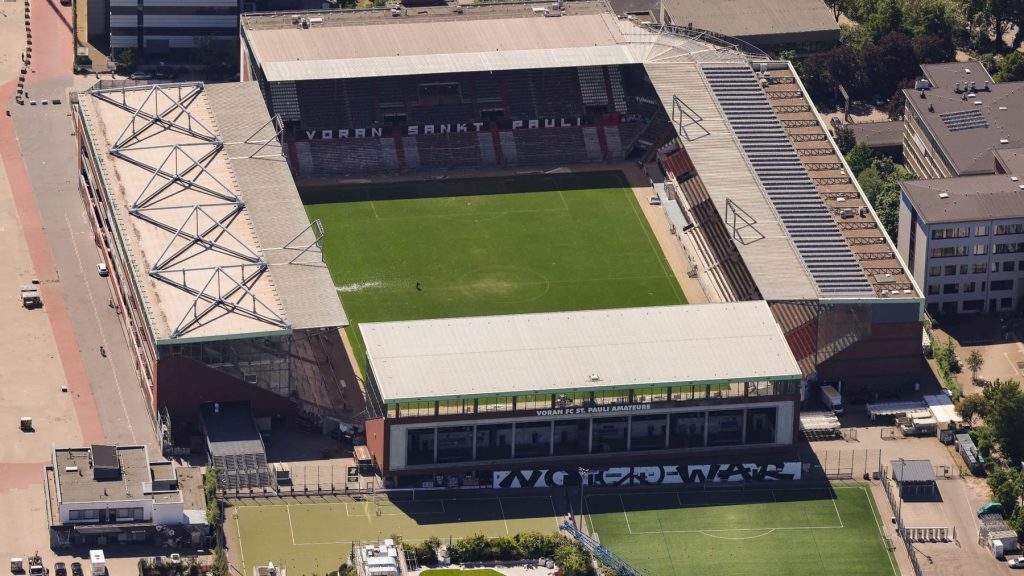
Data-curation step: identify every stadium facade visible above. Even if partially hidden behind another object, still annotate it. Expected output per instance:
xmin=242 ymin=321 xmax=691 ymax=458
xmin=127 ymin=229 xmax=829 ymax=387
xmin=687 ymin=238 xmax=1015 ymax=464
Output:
xmin=237 ymin=1 xmax=925 ymax=483
xmin=72 ymin=81 xmax=350 ymax=435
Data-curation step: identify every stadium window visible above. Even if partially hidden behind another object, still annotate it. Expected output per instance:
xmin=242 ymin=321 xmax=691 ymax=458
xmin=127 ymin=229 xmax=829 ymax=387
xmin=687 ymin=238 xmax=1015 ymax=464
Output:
xmin=436 ymin=426 xmax=474 ymax=463
xmin=943 ymin=283 xmax=959 ymax=294
xmin=406 ymin=428 xmax=436 ymax=466
xmin=972 ymin=263 xmax=987 ymax=274
xmin=961 ymin=300 xmax=984 ymax=312
xmin=930 ymin=246 xmax=967 ymax=258
xmin=629 ymin=414 xmax=668 ymax=451
xmin=745 ymin=407 xmax=777 ymax=444
xmin=553 ymin=420 xmax=590 ymax=456
xmin=974 ymin=244 xmax=988 ymax=256
xmin=927 ymin=284 xmax=939 ymax=295
xmin=514 ymin=421 xmax=553 ymax=458
xmin=928 ymin=266 xmax=940 ymax=277
xmin=516 ymin=394 xmax=552 ymax=410
xmin=976 ymin=225 xmax=989 ymax=236
xmin=669 ymin=412 xmax=706 ymax=448
xmin=671 ymin=384 xmax=700 ymax=401
xmin=417 ymin=82 xmax=462 ymax=106
xmin=960 ymin=264 xmax=969 ymax=275
xmin=992 ymin=280 xmax=1014 ymax=291
xmin=963 ymin=282 xmax=976 ymax=293
xmin=591 ymin=417 xmax=629 ymax=453
xmin=943 ymin=265 xmax=956 ymax=276
xmin=706 ymin=410 xmax=744 ymax=447
xmin=1001 ymin=297 xmax=1014 ymax=309
xmin=474 ymin=424 xmax=512 ymax=461
xmin=1005 ymin=261 xmax=1016 ymax=272
xmin=594 ymin=389 xmax=630 ymax=405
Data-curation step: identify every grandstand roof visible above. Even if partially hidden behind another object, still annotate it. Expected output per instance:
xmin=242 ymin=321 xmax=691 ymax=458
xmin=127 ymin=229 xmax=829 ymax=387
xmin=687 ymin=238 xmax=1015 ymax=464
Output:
xmin=361 ymin=302 xmax=801 ymax=402
xmin=243 ymin=9 xmax=636 ymax=82
xmin=76 ymin=82 xmax=347 ymax=344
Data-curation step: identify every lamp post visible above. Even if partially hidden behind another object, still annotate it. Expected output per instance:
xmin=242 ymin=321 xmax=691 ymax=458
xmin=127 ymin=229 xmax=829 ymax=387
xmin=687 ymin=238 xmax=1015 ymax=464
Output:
xmin=897 ymin=457 xmax=906 ymax=530
xmin=578 ymin=467 xmax=590 ymax=530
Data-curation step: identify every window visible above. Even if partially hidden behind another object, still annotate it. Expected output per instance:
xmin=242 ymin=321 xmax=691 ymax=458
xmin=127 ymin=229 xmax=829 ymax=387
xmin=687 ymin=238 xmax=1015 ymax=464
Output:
xmin=927 ymin=284 xmax=939 ymax=295
xmin=992 ymin=280 xmax=1014 ymax=291
xmin=1005 ymin=261 xmax=1016 ymax=272
xmin=745 ymin=407 xmax=777 ymax=444
xmin=406 ymin=428 xmax=436 ymax=466
xmin=972 ymin=263 xmax=987 ymax=274
xmin=974 ymin=244 xmax=988 ymax=255
xmin=944 ymin=265 xmax=957 ymax=276
xmin=931 ymin=246 xmax=968 ymax=258
xmin=552 ymin=420 xmax=590 ymax=456
xmin=962 ymin=300 xmax=985 ymax=311
xmin=943 ymin=283 xmax=959 ymax=294
xmin=960 ymin=264 xmax=969 ymax=275
xmin=976 ymin=225 xmax=989 ymax=236
xmin=436 ymin=426 xmax=474 ymax=463
xmin=475 ymin=424 xmax=513 ymax=461
xmin=707 ymin=410 xmax=744 ymax=446
xmin=928 ymin=266 xmax=941 ymax=277
xmin=995 ymin=243 xmax=1024 ymax=254
xmin=669 ymin=412 xmax=706 ymax=448
xmin=963 ymin=282 xmax=976 ymax=293
xmin=514 ymin=421 xmax=552 ymax=458
xmin=630 ymin=414 xmax=668 ymax=451
xmin=1001 ymin=297 xmax=1014 ymax=309
xmin=995 ymin=223 xmax=1024 ymax=235
xmin=592 ymin=417 xmax=629 ymax=453
xmin=993 ymin=262 xmax=1001 ymax=273
xmin=931 ymin=226 xmax=970 ymax=239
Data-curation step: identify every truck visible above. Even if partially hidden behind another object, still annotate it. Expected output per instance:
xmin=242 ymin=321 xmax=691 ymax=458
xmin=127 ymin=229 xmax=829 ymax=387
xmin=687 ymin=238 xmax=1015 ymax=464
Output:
xmin=821 ymin=385 xmax=844 ymax=415
xmin=88 ymin=551 xmax=104 ymax=576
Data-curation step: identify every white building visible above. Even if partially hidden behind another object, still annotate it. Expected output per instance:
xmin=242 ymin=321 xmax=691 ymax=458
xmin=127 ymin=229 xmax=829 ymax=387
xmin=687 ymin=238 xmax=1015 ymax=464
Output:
xmin=898 ymin=174 xmax=1024 ymax=315
xmin=45 ymin=445 xmax=206 ymax=548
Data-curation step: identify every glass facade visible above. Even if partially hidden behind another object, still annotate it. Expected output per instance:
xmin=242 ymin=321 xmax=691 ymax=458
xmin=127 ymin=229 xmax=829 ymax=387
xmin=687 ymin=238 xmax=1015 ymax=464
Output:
xmin=400 ymin=405 xmax=783 ymax=467
xmin=383 ymin=379 xmax=800 ymax=419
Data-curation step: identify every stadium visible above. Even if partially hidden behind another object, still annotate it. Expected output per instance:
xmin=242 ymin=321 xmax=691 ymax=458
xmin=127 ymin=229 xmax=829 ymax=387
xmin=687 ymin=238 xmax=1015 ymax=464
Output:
xmin=235 ymin=0 xmax=924 ymax=480
xmin=76 ymin=0 xmax=923 ymax=482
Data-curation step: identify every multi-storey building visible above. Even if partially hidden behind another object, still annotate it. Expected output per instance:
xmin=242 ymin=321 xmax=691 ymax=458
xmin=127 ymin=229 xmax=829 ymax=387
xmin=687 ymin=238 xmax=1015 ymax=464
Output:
xmin=898 ymin=61 xmax=1024 ymax=315
xmin=93 ymin=0 xmax=241 ymax=65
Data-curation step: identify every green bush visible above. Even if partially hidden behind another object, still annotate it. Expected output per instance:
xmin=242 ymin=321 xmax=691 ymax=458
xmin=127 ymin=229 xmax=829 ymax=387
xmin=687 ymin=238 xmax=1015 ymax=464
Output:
xmin=553 ymin=542 xmax=593 ymax=576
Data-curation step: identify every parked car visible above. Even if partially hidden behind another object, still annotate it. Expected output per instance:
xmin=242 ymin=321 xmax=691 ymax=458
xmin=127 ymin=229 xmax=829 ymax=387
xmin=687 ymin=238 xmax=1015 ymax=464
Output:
xmin=54 ymin=563 xmax=66 ymax=576
xmin=70 ymin=563 xmax=83 ymax=576
xmin=978 ymin=502 xmax=1005 ymax=517
xmin=1009 ymin=557 xmax=1024 ymax=569
xmin=129 ymin=72 xmax=153 ymax=80
xmin=97 ymin=262 xmax=108 ymax=276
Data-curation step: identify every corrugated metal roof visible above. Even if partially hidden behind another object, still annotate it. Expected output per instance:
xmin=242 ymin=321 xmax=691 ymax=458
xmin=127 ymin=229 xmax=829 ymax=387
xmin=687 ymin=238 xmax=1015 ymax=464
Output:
xmin=205 ymin=82 xmax=348 ymax=330
xmin=362 ymin=302 xmax=801 ymax=402
xmin=249 ymin=14 xmax=635 ymax=82
xmin=891 ymin=459 xmax=935 ymax=483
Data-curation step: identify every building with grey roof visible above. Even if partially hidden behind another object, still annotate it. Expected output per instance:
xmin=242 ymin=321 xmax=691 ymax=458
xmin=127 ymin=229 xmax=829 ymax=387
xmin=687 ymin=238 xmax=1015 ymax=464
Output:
xmin=898 ymin=61 xmax=1024 ymax=315
xmin=362 ymin=302 xmax=803 ymax=479
xmin=73 ymin=81 xmax=350 ymax=425
xmin=44 ymin=445 xmax=205 ymax=548
xmin=607 ymin=0 xmax=839 ymax=50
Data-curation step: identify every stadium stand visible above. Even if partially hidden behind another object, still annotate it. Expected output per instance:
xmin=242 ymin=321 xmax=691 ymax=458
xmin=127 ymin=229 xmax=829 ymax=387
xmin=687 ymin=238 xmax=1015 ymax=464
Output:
xmin=202 ymin=402 xmax=273 ymax=490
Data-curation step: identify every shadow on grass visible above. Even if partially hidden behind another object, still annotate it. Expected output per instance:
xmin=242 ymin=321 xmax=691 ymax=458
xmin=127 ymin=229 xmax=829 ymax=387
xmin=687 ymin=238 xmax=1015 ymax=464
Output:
xmin=299 ymin=171 xmax=629 ymax=205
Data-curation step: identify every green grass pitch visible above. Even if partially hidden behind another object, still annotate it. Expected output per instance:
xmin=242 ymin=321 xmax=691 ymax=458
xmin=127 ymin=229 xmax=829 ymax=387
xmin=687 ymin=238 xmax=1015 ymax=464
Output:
xmin=231 ymin=495 xmax=560 ymax=576
xmin=586 ymin=484 xmax=898 ymax=576
xmin=302 ymin=171 xmax=687 ymax=371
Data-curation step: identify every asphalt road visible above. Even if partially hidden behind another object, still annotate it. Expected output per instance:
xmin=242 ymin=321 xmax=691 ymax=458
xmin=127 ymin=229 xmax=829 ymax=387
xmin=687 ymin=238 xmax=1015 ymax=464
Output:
xmin=12 ymin=76 xmax=158 ymax=450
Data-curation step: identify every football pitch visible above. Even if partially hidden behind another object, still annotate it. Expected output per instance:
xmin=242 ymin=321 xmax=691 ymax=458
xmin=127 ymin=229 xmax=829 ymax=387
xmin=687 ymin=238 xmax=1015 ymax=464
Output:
xmin=586 ymin=484 xmax=898 ymax=576
xmin=231 ymin=494 xmax=561 ymax=576
xmin=302 ymin=171 xmax=686 ymax=370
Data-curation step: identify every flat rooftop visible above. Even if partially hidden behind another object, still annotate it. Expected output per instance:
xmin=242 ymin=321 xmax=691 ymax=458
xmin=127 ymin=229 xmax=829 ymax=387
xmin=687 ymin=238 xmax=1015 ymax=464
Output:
xmin=906 ymin=61 xmax=1024 ymax=176
xmin=609 ymin=0 xmax=839 ymax=44
xmin=202 ymin=402 xmax=265 ymax=458
xmin=901 ymin=174 xmax=1024 ymax=224
xmin=362 ymin=302 xmax=802 ymax=403
xmin=243 ymin=3 xmax=635 ymax=81
xmin=77 ymin=82 xmax=346 ymax=343
xmin=54 ymin=446 xmax=162 ymax=503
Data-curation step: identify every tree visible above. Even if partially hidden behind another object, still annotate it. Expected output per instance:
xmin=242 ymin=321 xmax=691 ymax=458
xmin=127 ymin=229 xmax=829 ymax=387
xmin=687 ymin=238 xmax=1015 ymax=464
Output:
xmin=834 ymin=124 xmax=857 ymax=154
xmin=994 ymin=52 xmax=1024 ymax=82
xmin=212 ymin=534 xmax=229 ymax=576
xmin=866 ymin=0 xmax=905 ymax=41
xmin=859 ymin=32 xmax=920 ymax=99
xmin=966 ymin=349 xmax=985 ymax=382
xmin=987 ymin=466 xmax=1021 ymax=514
xmin=824 ymin=0 xmax=847 ymax=21
xmin=912 ymin=33 xmax=955 ymax=64
xmin=116 ymin=48 xmax=136 ymax=75
xmin=845 ymin=141 xmax=875 ymax=175
xmin=982 ymin=379 xmax=1024 ymax=461
xmin=957 ymin=393 xmax=988 ymax=424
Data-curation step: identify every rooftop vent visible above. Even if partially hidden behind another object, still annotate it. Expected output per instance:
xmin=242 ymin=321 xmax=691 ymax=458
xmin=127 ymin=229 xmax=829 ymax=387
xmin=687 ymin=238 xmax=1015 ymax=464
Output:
xmin=1012 ymin=176 xmax=1020 ymax=182
xmin=308 ymin=17 xmax=323 ymax=24
xmin=999 ymin=106 xmax=1008 ymax=111
xmin=588 ymin=373 xmax=601 ymax=382
xmin=974 ymin=100 xmax=984 ymax=105
xmin=939 ymin=192 xmax=950 ymax=199
xmin=65 ymin=466 xmax=78 ymax=473
xmin=1001 ymin=139 xmax=1010 ymax=144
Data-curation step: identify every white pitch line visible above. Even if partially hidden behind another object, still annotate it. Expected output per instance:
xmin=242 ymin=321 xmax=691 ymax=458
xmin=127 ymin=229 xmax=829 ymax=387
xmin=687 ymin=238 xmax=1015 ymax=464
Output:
xmin=287 ymin=504 xmax=296 ymax=545
xmin=618 ymin=494 xmax=634 ymax=535
xmin=831 ymin=491 xmax=844 ymax=528
xmin=628 ymin=525 xmax=847 ymax=536
xmin=234 ymin=510 xmax=246 ymax=574
xmin=497 ymin=497 xmax=510 ymax=535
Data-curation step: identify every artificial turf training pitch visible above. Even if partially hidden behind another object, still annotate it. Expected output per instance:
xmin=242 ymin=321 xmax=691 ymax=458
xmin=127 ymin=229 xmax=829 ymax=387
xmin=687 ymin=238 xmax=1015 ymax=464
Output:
xmin=302 ymin=171 xmax=686 ymax=370
xmin=586 ymin=484 xmax=898 ymax=576
xmin=232 ymin=494 xmax=560 ymax=576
